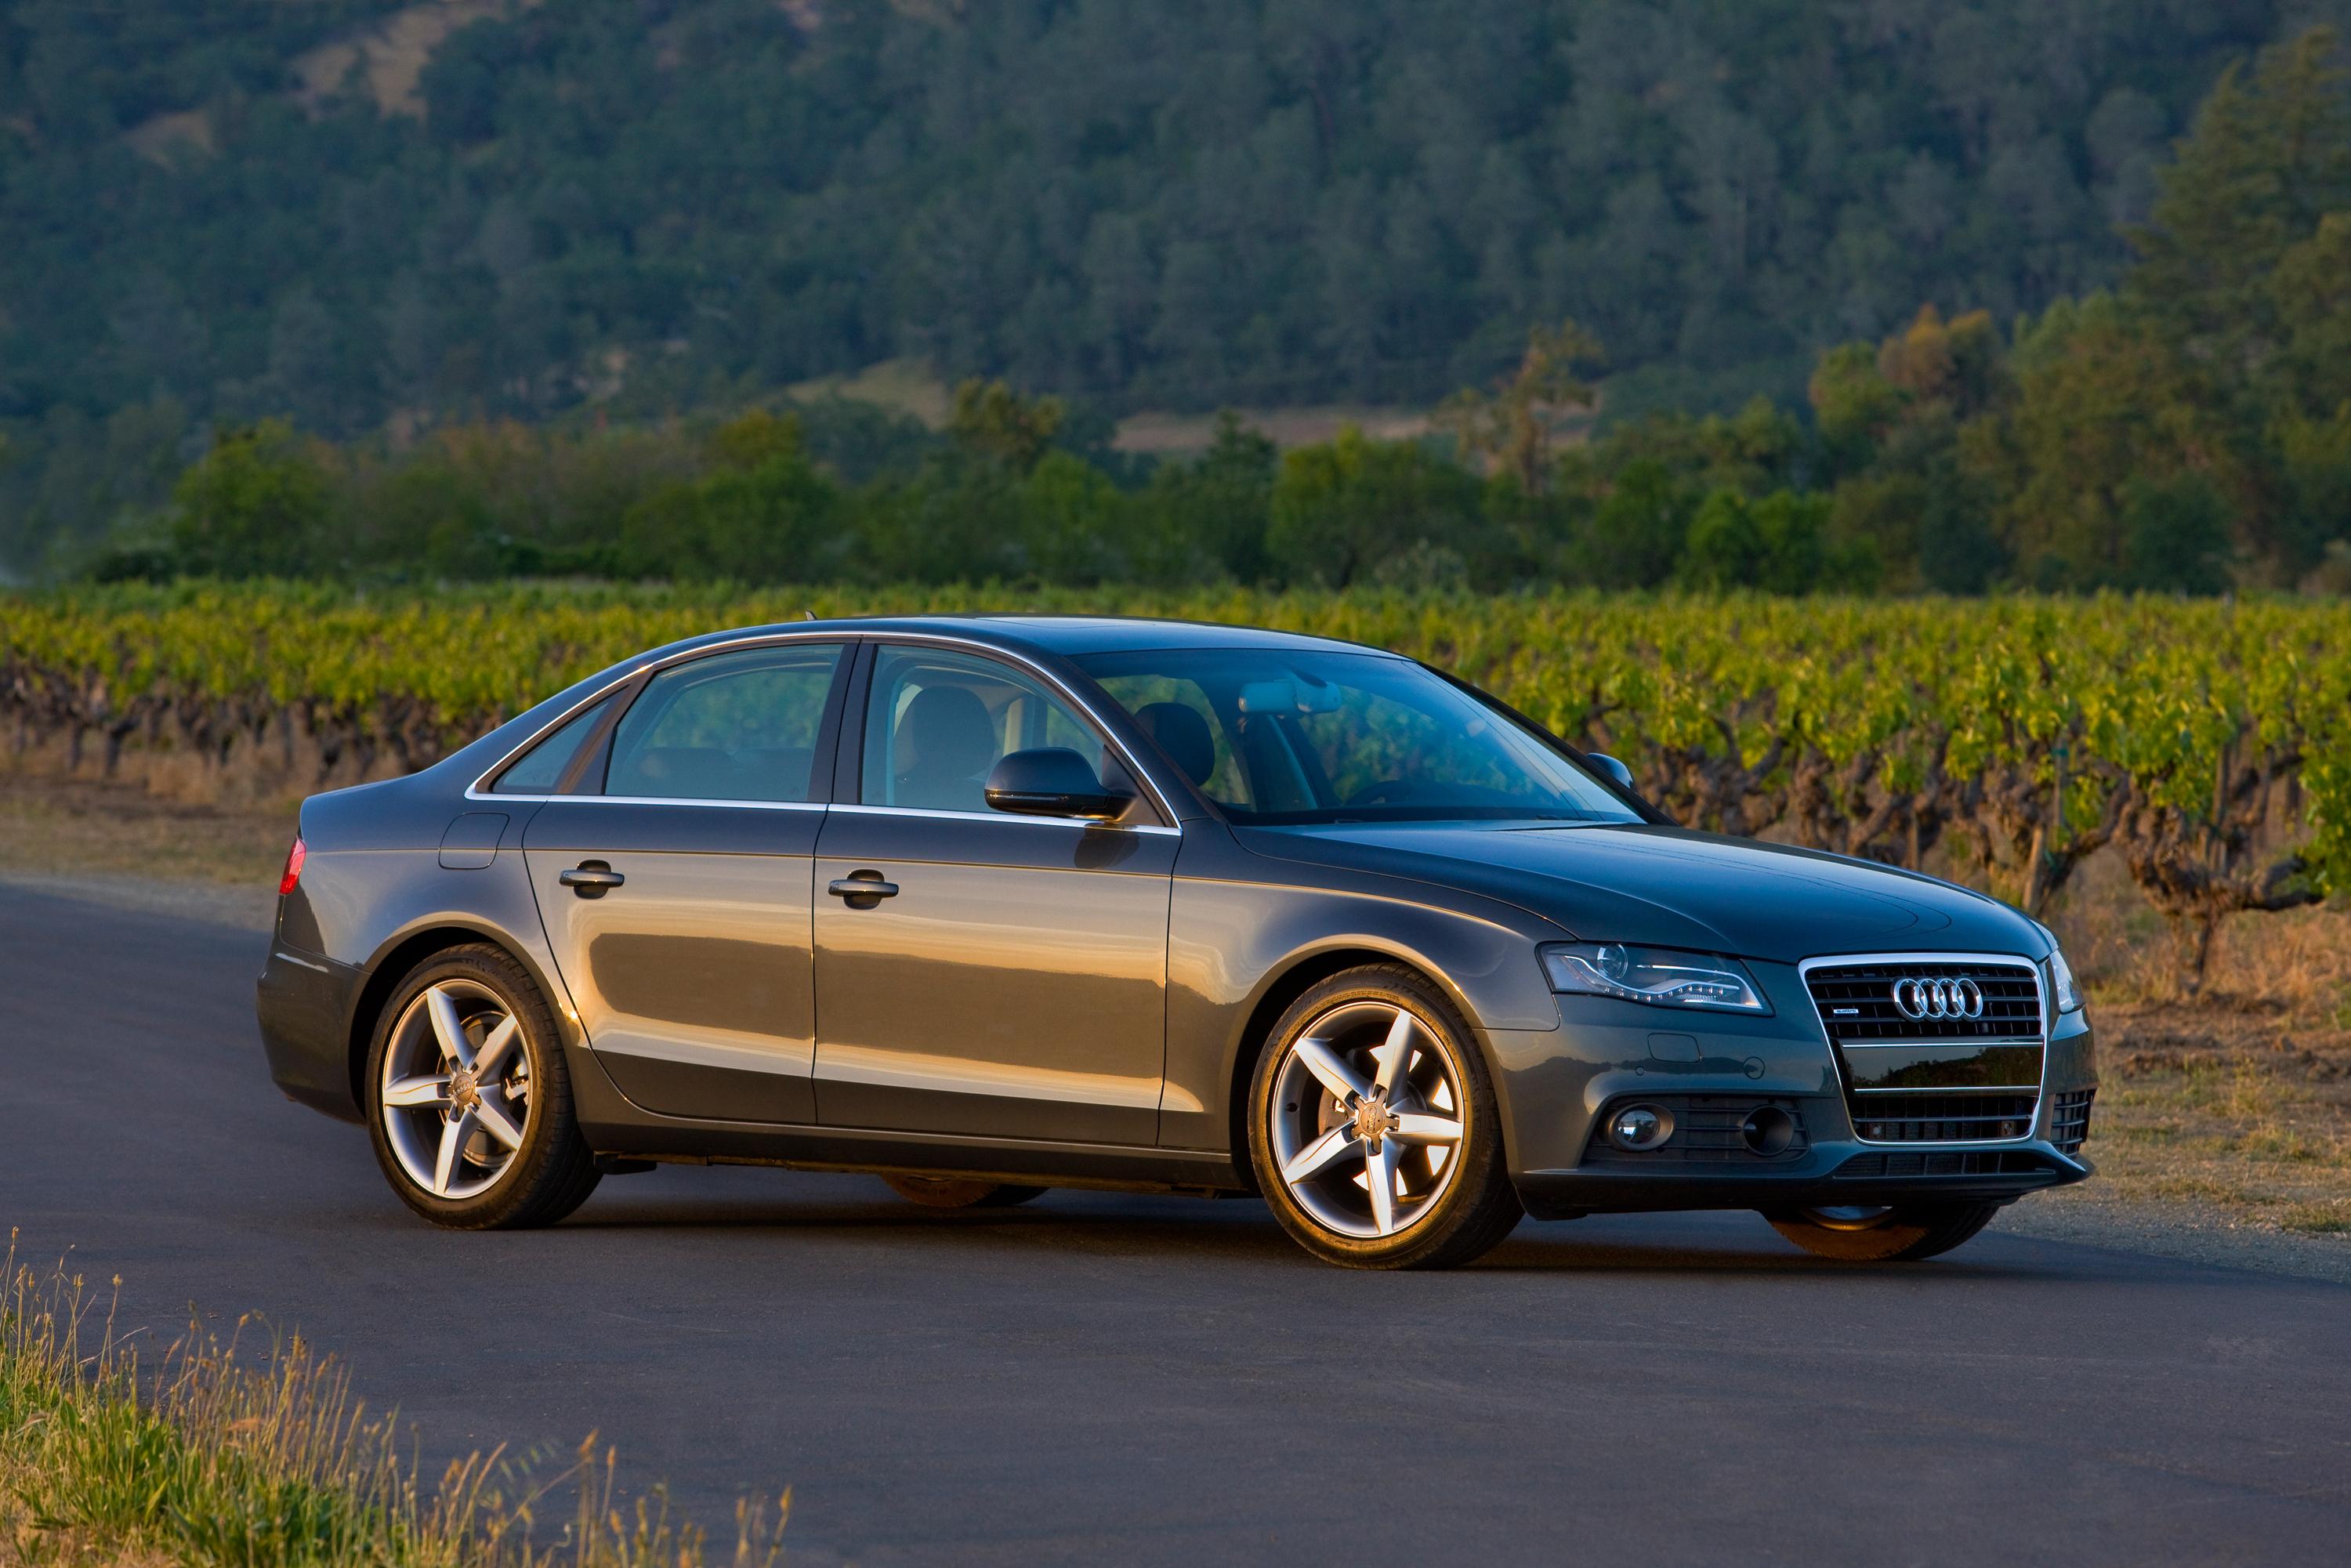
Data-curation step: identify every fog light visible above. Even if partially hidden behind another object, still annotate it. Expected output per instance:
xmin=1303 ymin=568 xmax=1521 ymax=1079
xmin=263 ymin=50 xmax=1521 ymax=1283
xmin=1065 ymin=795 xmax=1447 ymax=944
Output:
xmin=1741 ymin=1106 xmax=1795 ymax=1156
xmin=1607 ymin=1104 xmax=1674 ymax=1151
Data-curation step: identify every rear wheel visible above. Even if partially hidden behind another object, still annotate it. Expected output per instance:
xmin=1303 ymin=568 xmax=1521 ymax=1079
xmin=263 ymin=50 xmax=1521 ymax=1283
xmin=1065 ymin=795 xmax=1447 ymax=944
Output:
xmin=1763 ymin=1202 xmax=1999 ymax=1262
xmin=364 ymin=944 xmax=600 ymax=1229
xmin=881 ymin=1175 xmax=1047 ymax=1209
xmin=1248 ymin=965 xmax=1520 ymax=1270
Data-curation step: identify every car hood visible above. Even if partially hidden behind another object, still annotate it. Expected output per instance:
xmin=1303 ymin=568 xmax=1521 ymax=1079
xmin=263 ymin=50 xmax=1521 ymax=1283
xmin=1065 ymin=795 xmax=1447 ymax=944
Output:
xmin=1233 ymin=820 xmax=2045 ymax=965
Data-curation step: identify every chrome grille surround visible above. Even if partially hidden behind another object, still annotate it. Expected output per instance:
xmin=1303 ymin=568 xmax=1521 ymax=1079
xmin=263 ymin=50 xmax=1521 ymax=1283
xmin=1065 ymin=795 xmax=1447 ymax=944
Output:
xmin=1797 ymin=953 xmax=2049 ymax=1147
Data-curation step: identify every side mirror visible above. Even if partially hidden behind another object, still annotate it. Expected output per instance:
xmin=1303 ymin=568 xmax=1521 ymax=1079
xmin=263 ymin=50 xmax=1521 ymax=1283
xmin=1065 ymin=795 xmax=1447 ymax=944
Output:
xmin=1587 ymin=752 xmax=1636 ymax=793
xmin=984 ymin=748 xmax=1136 ymax=821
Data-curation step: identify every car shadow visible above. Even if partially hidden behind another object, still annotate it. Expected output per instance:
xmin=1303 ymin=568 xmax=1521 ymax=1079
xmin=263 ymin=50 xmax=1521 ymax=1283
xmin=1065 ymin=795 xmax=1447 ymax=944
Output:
xmin=554 ymin=1182 xmax=2062 ymax=1278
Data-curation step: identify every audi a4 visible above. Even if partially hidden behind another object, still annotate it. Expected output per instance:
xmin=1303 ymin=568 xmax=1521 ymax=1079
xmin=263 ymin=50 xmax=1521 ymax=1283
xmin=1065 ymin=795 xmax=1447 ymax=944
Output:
xmin=257 ymin=617 xmax=2095 ymax=1269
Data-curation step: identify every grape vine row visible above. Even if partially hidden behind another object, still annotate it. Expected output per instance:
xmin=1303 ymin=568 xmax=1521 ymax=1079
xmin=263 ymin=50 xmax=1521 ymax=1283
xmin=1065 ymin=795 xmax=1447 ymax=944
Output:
xmin=5 ymin=583 xmax=2346 ymax=977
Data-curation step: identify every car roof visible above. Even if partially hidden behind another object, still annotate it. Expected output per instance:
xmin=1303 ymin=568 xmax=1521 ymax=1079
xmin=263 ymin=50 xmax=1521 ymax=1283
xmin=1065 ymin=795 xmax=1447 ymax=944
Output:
xmin=650 ymin=614 xmax=1400 ymax=663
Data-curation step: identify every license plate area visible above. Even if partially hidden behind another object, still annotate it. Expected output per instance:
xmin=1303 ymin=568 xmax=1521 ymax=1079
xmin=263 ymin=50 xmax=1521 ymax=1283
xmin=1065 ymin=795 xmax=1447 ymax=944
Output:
xmin=1842 ymin=1041 xmax=2045 ymax=1092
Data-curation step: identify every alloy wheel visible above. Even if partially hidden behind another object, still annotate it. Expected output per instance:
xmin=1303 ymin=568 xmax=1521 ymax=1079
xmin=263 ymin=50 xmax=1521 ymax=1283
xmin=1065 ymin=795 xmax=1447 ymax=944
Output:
xmin=1266 ymin=999 xmax=1468 ymax=1240
xmin=379 ymin=980 xmax=534 ymax=1200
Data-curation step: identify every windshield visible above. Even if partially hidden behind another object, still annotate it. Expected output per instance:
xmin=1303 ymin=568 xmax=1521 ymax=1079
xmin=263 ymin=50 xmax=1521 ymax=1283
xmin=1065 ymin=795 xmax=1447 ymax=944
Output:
xmin=1075 ymin=648 xmax=1643 ymax=827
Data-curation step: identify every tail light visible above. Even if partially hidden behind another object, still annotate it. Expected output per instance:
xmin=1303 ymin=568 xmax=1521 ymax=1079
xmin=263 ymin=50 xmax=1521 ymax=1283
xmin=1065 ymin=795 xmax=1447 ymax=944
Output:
xmin=279 ymin=835 xmax=306 ymax=896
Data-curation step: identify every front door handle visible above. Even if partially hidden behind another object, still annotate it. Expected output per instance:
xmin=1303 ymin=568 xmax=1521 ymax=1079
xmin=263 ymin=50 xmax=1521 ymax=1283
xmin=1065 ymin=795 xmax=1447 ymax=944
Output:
xmin=828 ymin=875 xmax=900 ymax=905
xmin=560 ymin=863 xmax=625 ymax=898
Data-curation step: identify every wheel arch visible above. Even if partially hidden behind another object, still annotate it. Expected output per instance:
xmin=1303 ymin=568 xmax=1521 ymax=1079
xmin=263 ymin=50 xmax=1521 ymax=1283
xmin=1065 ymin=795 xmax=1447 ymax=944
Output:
xmin=346 ymin=920 xmax=569 ymax=1109
xmin=1221 ymin=938 xmax=1505 ymax=1188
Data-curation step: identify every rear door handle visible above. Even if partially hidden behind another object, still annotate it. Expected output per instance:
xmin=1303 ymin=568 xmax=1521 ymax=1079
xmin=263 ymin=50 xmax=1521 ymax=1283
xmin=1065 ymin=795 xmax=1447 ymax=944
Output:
xmin=560 ymin=864 xmax=625 ymax=897
xmin=828 ymin=875 xmax=900 ymax=903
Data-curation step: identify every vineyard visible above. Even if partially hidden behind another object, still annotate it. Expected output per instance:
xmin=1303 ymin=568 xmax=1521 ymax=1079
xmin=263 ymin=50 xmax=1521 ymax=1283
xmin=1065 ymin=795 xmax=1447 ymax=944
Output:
xmin=5 ymin=583 xmax=2348 ymax=986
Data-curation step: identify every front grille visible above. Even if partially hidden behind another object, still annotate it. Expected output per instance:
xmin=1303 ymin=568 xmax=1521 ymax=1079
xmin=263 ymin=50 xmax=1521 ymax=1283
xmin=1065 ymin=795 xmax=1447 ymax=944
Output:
xmin=1833 ymin=1149 xmax=2055 ymax=1179
xmin=1805 ymin=957 xmax=2048 ymax=1144
xmin=1846 ymin=1091 xmax=2038 ymax=1143
xmin=1804 ymin=959 xmax=2045 ymax=1043
xmin=1580 ymin=1095 xmax=1810 ymax=1167
xmin=2050 ymin=1088 xmax=2096 ymax=1154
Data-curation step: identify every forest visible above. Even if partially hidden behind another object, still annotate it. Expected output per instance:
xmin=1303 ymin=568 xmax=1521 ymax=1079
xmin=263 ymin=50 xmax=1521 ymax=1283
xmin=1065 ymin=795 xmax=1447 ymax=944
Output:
xmin=2 ymin=3 xmax=2349 ymax=593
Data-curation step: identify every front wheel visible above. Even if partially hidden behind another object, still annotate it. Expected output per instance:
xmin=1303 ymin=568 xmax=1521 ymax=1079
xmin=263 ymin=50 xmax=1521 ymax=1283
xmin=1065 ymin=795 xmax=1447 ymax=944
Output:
xmin=1248 ymin=965 xmax=1521 ymax=1269
xmin=364 ymin=944 xmax=600 ymax=1229
xmin=1763 ymin=1202 xmax=1999 ymax=1262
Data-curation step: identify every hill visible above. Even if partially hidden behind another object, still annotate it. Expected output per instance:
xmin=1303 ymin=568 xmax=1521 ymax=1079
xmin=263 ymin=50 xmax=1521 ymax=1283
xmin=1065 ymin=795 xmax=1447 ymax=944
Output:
xmin=0 ymin=0 xmax=2343 ymax=571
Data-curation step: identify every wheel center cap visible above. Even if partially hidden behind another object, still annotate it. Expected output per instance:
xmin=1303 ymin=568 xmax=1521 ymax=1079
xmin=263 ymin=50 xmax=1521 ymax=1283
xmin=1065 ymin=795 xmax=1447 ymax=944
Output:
xmin=447 ymin=1065 xmax=482 ymax=1114
xmin=1351 ymin=1094 xmax=1397 ymax=1150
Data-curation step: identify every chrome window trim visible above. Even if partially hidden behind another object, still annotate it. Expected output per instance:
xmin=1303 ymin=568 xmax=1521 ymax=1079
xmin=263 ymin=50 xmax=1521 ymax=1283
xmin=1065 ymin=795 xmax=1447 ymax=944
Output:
xmin=469 ymin=791 xmax=831 ymax=811
xmin=462 ymin=628 xmax=1186 ymax=822
xmin=1794 ymin=951 xmax=2049 ymax=1148
xmin=828 ymin=801 xmax=1182 ymax=837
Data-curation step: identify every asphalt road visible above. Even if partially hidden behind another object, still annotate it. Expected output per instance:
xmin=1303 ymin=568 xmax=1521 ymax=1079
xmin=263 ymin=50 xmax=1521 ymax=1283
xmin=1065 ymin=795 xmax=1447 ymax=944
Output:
xmin=5 ymin=883 xmax=2349 ymax=1566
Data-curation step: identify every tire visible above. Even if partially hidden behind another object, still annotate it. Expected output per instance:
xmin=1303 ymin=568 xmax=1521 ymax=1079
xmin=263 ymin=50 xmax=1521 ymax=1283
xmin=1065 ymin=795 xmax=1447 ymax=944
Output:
xmin=1248 ymin=964 xmax=1521 ymax=1269
xmin=364 ymin=943 xmax=601 ymax=1229
xmin=1763 ymin=1201 xmax=2000 ymax=1262
xmin=882 ymin=1175 xmax=1048 ymax=1210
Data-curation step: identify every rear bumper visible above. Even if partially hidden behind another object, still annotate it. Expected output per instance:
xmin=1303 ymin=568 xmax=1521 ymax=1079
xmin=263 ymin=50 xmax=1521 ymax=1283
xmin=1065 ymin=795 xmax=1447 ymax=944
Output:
xmin=256 ymin=941 xmax=365 ymax=1123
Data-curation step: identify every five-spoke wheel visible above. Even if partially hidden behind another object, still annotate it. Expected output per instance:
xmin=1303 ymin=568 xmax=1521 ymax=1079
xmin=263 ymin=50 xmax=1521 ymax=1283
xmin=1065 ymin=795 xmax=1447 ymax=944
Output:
xmin=364 ymin=944 xmax=600 ymax=1229
xmin=1249 ymin=965 xmax=1520 ymax=1269
xmin=1267 ymin=998 xmax=1468 ymax=1240
xmin=379 ymin=978 xmax=533 ymax=1200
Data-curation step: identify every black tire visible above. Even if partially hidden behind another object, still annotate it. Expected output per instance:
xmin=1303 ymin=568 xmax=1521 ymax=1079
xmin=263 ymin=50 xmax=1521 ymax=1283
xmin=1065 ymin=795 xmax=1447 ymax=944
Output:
xmin=1248 ymin=964 xmax=1522 ymax=1270
xmin=364 ymin=943 xmax=600 ymax=1229
xmin=881 ymin=1175 xmax=1048 ymax=1209
xmin=1763 ymin=1201 xmax=1999 ymax=1262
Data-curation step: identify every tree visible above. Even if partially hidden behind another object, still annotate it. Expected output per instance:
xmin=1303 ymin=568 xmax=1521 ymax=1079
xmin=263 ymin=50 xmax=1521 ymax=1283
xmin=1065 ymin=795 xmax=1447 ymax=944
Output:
xmin=1962 ymin=294 xmax=2242 ymax=589
xmin=1266 ymin=425 xmax=1481 ymax=586
xmin=1437 ymin=320 xmax=1603 ymax=494
xmin=948 ymin=379 xmax=1065 ymax=475
xmin=2129 ymin=27 xmax=2351 ymax=364
xmin=168 ymin=421 xmax=333 ymax=577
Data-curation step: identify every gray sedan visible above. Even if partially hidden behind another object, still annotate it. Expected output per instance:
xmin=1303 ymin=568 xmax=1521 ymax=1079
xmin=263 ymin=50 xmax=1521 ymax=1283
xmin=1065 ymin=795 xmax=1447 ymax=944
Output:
xmin=257 ymin=616 xmax=2095 ymax=1269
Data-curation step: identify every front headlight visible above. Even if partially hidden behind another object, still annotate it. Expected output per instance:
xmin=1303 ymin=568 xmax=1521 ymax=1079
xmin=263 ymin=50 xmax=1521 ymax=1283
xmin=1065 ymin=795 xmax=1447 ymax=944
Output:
xmin=1540 ymin=942 xmax=1770 ymax=1013
xmin=2045 ymin=946 xmax=2085 ymax=1015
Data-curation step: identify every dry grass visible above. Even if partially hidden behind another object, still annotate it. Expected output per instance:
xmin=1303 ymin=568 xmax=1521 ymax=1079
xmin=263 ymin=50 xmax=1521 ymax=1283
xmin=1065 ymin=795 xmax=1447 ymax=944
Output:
xmin=0 ymin=777 xmax=293 ymax=888
xmin=1110 ymin=405 xmax=1438 ymax=455
xmin=2038 ymin=849 xmax=2351 ymax=1235
xmin=0 ymin=1241 xmax=786 ymax=1568
xmin=290 ymin=2 xmax=541 ymax=119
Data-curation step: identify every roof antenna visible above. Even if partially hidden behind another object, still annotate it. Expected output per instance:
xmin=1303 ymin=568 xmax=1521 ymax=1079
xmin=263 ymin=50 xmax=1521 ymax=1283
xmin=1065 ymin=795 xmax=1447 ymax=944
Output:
xmin=802 ymin=609 xmax=817 ymax=621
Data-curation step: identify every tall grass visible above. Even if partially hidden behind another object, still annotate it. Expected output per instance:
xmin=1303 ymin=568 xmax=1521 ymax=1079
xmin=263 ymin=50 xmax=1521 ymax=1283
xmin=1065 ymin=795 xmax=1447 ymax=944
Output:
xmin=0 ymin=1237 xmax=786 ymax=1568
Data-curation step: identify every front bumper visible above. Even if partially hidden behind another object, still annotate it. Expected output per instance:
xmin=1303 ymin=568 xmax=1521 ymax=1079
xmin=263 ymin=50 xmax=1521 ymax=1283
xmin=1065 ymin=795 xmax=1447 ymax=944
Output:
xmin=1512 ymin=1133 xmax=2092 ymax=1219
xmin=256 ymin=940 xmax=366 ymax=1123
xmin=1487 ymin=967 xmax=2098 ymax=1218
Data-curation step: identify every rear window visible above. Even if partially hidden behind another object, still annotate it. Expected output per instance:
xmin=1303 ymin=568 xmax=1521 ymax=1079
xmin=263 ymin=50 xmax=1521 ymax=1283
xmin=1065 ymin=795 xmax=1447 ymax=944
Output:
xmin=489 ymin=696 xmax=612 ymax=795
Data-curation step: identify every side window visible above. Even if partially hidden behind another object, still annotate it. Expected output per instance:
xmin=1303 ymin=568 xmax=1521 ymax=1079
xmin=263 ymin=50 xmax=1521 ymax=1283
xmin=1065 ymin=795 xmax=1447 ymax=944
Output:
xmin=491 ymin=694 xmax=613 ymax=795
xmin=603 ymin=643 xmax=843 ymax=803
xmin=860 ymin=646 xmax=1121 ymax=814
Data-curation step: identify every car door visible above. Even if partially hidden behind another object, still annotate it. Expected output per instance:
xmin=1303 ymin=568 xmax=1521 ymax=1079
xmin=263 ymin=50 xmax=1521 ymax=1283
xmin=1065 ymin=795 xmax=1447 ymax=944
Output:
xmin=523 ymin=639 xmax=850 ymax=1124
xmin=811 ymin=642 xmax=1179 ymax=1144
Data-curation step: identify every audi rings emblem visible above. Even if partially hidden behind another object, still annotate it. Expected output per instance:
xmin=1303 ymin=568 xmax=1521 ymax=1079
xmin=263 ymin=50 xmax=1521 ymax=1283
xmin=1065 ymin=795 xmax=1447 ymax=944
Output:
xmin=1892 ymin=976 xmax=1985 ymax=1020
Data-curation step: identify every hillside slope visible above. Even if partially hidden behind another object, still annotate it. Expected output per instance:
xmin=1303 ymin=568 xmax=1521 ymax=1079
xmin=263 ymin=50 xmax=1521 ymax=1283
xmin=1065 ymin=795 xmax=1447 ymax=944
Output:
xmin=0 ymin=0 xmax=2343 ymax=566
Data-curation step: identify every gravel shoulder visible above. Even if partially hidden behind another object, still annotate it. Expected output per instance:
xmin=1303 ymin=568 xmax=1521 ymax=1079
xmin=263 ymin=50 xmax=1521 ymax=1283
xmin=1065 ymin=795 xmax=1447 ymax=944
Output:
xmin=1996 ymin=1187 xmax=2351 ymax=1284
